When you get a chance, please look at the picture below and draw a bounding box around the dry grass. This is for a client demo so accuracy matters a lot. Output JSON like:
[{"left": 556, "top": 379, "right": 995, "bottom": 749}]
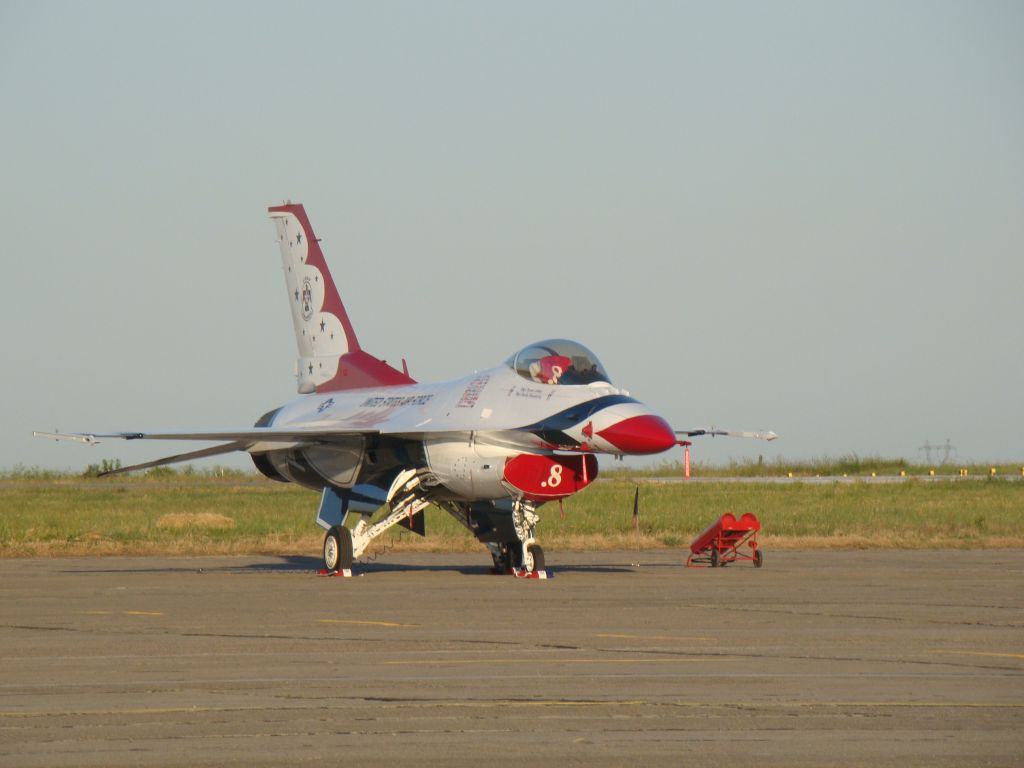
[
  {"left": 156, "top": 512, "right": 235, "bottom": 530},
  {"left": 755, "top": 533, "right": 1024, "bottom": 550},
  {"left": 2, "top": 473, "right": 1022, "bottom": 557}
]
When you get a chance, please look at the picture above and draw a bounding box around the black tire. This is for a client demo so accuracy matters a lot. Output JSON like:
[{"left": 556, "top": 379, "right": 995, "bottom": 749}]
[
  {"left": 323, "top": 526, "right": 353, "bottom": 572},
  {"left": 710, "top": 547, "right": 720, "bottom": 568},
  {"left": 754, "top": 548, "right": 763, "bottom": 568},
  {"left": 511, "top": 542, "right": 545, "bottom": 573},
  {"left": 492, "top": 545, "right": 512, "bottom": 572},
  {"left": 527, "top": 543, "right": 545, "bottom": 572}
]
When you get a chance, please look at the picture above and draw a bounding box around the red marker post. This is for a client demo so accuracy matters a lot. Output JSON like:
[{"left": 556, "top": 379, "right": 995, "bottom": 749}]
[{"left": 678, "top": 440, "right": 692, "bottom": 480}]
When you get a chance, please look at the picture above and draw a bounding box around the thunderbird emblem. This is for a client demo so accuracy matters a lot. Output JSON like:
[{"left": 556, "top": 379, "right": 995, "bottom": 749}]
[{"left": 301, "top": 277, "right": 314, "bottom": 320}]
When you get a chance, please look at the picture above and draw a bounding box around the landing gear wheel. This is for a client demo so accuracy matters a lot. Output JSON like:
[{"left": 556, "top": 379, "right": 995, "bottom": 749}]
[
  {"left": 527, "top": 543, "right": 545, "bottom": 573},
  {"left": 710, "top": 547, "right": 720, "bottom": 568},
  {"left": 512, "top": 542, "right": 545, "bottom": 573},
  {"left": 323, "top": 526, "right": 353, "bottom": 572},
  {"left": 491, "top": 545, "right": 513, "bottom": 573},
  {"left": 754, "top": 549, "right": 763, "bottom": 568}
]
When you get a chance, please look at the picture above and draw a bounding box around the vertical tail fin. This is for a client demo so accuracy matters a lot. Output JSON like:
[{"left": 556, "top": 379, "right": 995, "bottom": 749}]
[{"left": 268, "top": 203, "right": 415, "bottom": 393}]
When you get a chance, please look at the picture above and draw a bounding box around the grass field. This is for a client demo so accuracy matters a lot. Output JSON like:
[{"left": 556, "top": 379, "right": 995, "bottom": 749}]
[{"left": 2, "top": 462, "right": 1022, "bottom": 557}]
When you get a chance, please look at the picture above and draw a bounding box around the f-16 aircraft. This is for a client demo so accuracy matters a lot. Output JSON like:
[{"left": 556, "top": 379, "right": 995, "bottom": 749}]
[{"left": 36, "top": 203, "right": 776, "bottom": 575}]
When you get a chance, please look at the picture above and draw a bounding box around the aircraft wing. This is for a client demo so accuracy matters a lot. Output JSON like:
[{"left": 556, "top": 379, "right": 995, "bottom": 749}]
[
  {"left": 33, "top": 426, "right": 382, "bottom": 477},
  {"left": 675, "top": 429, "right": 778, "bottom": 441},
  {"left": 34, "top": 427, "right": 379, "bottom": 445}
]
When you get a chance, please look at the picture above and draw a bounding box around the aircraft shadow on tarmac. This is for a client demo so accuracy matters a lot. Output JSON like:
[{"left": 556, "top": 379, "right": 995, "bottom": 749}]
[
  {"left": 59, "top": 555, "right": 637, "bottom": 576},
  {"left": 243, "top": 556, "right": 637, "bottom": 576}
]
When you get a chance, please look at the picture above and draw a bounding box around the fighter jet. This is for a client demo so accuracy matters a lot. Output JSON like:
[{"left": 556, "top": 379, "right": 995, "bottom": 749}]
[{"left": 36, "top": 203, "right": 775, "bottom": 575}]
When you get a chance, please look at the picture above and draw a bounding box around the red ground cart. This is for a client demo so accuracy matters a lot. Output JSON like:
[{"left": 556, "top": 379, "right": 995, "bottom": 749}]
[{"left": 687, "top": 512, "right": 763, "bottom": 568}]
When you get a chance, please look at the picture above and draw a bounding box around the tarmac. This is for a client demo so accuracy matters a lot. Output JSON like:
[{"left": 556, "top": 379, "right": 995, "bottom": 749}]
[
  {"left": 1, "top": 549, "right": 1022, "bottom": 767},
  {"left": 639, "top": 474, "right": 1024, "bottom": 484}
]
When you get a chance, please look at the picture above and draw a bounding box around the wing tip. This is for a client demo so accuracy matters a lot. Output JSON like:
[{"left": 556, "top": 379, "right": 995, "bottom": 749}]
[{"left": 32, "top": 431, "right": 99, "bottom": 446}]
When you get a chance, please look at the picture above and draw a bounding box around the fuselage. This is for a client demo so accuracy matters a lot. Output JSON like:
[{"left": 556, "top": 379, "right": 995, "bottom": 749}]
[{"left": 250, "top": 340, "right": 677, "bottom": 506}]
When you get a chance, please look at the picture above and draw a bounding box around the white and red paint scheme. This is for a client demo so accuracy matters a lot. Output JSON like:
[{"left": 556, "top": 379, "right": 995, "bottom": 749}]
[{"left": 37, "top": 203, "right": 775, "bottom": 575}]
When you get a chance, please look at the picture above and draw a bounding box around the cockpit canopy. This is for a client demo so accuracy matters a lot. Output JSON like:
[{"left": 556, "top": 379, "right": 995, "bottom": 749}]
[{"left": 506, "top": 339, "right": 612, "bottom": 386}]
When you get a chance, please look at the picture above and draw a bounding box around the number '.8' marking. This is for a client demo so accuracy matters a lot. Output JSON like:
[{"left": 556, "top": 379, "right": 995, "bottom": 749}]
[{"left": 546, "top": 464, "right": 563, "bottom": 489}]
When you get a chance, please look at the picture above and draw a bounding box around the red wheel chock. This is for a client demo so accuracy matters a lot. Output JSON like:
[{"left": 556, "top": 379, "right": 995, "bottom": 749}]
[
  {"left": 511, "top": 568, "right": 550, "bottom": 579},
  {"left": 687, "top": 513, "right": 763, "bottom": 568},
  {"left": 317, "top": 568, "right": 354, "bottom": 578},
  {"left": 491, "top": 567, "right": 551, "bottom": 579}
]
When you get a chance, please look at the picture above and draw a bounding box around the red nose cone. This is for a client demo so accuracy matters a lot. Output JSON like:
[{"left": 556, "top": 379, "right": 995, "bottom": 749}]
[{"left": 598, "top": 414, "right": 677, "bottom": 455}]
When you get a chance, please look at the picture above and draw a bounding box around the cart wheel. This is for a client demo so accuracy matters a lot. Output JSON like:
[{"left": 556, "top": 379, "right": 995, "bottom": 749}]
[
  {"left": 710, "top": 548, "right": 719, "bottom": 568},
  {"left": 754, "top": 549, "right": 763, "bottom": 568}
]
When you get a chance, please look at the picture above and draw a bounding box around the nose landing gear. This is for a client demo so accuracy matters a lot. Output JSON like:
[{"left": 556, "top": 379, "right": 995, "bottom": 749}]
[{"left": 506, "top": 500, "right": 548, "bottom": 578}]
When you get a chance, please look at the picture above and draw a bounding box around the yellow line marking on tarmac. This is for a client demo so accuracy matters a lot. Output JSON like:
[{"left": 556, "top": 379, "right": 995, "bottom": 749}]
[
  {"left": 317, "top": 619, "right": 418, "bottom": 628},
  {"left": 596, "top": 633, "right": 713, "bottom": 642},
  {"left": 122, "top": 611, "right": 164, "bottom": 616},
  {"left": 384, "top": 657, "right": 721, "bottom": 666},
  {"left": 3, "top": 700, "right": 1022, "bottom": 719},
  {"left": 791, "top": 702, "right": 1024, "bottom": 709},
  {"left": 929, "top": 649, "right": 1024, "bottom": 660},
  {"left": 0, "top": 706, "right": 253, "bottom": 718},
  {"left": 0, "top": 703, "right": 648, "bottom": 719}
]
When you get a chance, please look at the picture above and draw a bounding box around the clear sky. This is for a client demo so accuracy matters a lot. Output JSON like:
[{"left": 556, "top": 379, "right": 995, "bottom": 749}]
[{"left": 2, "top": 1, "right": 1022, "bottom": 473}]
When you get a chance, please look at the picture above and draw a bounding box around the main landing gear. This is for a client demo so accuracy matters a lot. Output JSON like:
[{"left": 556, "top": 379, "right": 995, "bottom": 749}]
[
  {"left": 318, "top": 473, "right": 550, "bottom": 578},
  {"left": 319, "top": 471, "right": 430, "bottom": 576}
]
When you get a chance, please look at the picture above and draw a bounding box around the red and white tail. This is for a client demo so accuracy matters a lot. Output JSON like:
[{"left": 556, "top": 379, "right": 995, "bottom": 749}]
[{"left": 268, "top": 203, "right": 415, "bottom": 393}]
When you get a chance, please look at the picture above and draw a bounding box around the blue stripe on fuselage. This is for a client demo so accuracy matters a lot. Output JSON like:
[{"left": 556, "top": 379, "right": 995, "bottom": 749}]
[{"left": 519, "top": 394, "right": 640, "bottom": 433}]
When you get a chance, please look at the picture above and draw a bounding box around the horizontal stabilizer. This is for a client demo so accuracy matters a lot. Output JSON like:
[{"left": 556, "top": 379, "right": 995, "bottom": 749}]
[{"left": 98, "top": 442, "right": 247, "bottom": 477}]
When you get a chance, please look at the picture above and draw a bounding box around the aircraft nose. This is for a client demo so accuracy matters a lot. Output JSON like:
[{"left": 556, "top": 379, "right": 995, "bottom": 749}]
[{"left": 597, "top": 413, "right": 677, "bottom": 455}]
